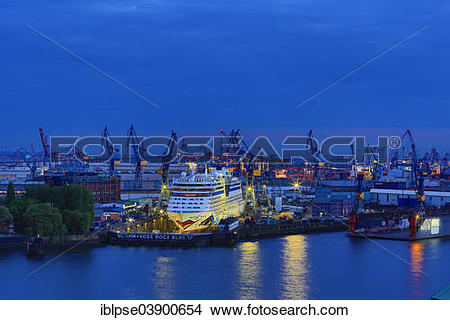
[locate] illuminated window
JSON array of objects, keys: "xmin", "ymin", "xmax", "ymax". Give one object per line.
[{"xmin": 431, "ymin": 218, "xmax": 440, "ymax": 235}]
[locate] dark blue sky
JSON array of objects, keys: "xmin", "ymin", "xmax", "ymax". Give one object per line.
[{"xmin": 1, "ymin": 1, "xmax": 449, "ymax": 154}]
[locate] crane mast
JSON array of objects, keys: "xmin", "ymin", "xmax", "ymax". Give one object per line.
[
  {"xmin": 158, "ymin": 130, "xmax": 178, "ymax": 208},
  {"xmin": 126, "ymin": 125, "xmax": 142, "ymax": 189},
  {"xmin": 101, "ymin": 126, "xmax": 116, "ymax": 176}
]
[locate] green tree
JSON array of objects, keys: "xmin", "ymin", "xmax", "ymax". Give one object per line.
[
  {"xmin": 62, "ymin": 209, "xmax": 92, "ymax": 234},
  {"xmin": 55, "ymin": 184, "xmax": 94, "ymax": 213},
  {"xmin": 25, "ymin": 184, "xmax": 52, "ymax": 204},
  {"xmin": 23, "ymin": 184, "xmax": 95, "ymax": 235},
  {"xmin": 0, "ymin": 206, "xmax": 13, "ymax": 228},
  {"xmin": 6, "ymin": 181, "xmax": 15, "ymax": 206},
  {"xmin": 8, "ymin": 197, "xmax": 37, "ymax": 234},
  {"xmin": 24, "ymin": 203, "xmax": 66, "ymax": 241}
]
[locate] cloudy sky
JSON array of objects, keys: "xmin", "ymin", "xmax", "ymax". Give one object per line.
[{"xmin": 1, "ymin": 1, "xmax": 449, "ymax": 154}]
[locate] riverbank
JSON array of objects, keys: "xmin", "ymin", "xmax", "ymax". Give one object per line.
[
  {"xmin": 0, "ymin": 233, "xmax": 105, "ymax": 250},
  {"xmin": 0, "ymin": 234, "xmax": 28, "ymax": 249},
  {"xmin": 0, "ymin": 219, "xmax": 347, "ymax": 250}
]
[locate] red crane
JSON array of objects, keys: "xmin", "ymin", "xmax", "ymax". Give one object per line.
[{"xmin": 39, "ymin": 128, "xmax": 50, "ymax": 166}]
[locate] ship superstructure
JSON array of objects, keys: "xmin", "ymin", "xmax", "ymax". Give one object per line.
[{"xmin": 167, "ymin": 168, "xmax": 244, "ymax": 230}]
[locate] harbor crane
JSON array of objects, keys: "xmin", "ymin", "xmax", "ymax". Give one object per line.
[
  {"xmin": 217, "ymin": 129, "xmax": 249, "ymax": 176},
  {"xmin": 429, "ymin": 147, "xmax": 441, "ymax": 164},
  {"xmin": 306, "ymin": 130, "xmax": 321, "ymax": 191},
  {"xmin": 348, "ymin": 174, "xmax": 365, "ymax": 234},
  {"xmin": 126, "ymin": 125, "xmax": 142, "ymax": 189},
  {"xmin": 390, "ymin": 129, "xmax": 419, "ymax": 186},
  {"xmin": 350, "ymin": 140, "xmax": 381, "ymax": 181},
  {"xmin": 349, "ymin": 128, "xmax": 426, "ymax": 238},
  {"xmin": 366, "ymin": 144, "xmax": 382, "ymax": 181},
  {"xmin": 421, "ymin": 148, "xmax": 442, "ymax": 176},
  {"xmin": 101, "ymin": 126, "xmax": 118, "ymax": 176},
  {"xmin": 409, "ymin": 175, "xmax": 425, "ymax": 238},
  {"xmin": 157, "ymin": 130, "xmax": 178, "ymax": 208},
  {"xmin": 217, "ymin": 129, "xmax": 257, "ymax": 215},
  {"xmin": 39, "ymin": 126, "xmax": 87, "ymax": 174},
  {"xmin": 38, "ymin": 128, "xmax": 50, "ymax": 168},
  {"xmin": 13, "ymin": 147, "xmax": 37, "ymax": 176},
  {"xmin": 218, "ymin": 129, "xmax": 273, "ymax": 215},
  {"xmin": 240, "ymin": 137, "xmax": 259, "ymax": 216}
]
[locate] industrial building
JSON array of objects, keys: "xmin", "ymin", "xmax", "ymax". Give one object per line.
[
  {"xmin": 73, "ymin": 175, "xmax": 121, "ymax": 204},
  {"xmin": 368, "ymin": 189, "xmax": 450, "ymax": 208},
  {"xmin": 313, "ymin": 186, "xmax": 356, "ymax": 216},
  {"xmin": 0, "ymin": 179, "xmax": 44, "ymax": 197}
]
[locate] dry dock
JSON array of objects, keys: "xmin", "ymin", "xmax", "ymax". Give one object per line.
[
  {"xmin": 238, "ymin": 219, "xmax": 347, "ymax": 240},
  {"xmin": 349, "ymin": 215, "xmax": 450, "ymax": 241},
  {"xmin": 106, "ymin": 219, "xmax": 347, "ymax": 247}
]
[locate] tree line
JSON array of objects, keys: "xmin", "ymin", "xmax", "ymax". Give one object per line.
[{"xmin": 1, "ymin": 182, "xmax": 94, "ymax": 240}]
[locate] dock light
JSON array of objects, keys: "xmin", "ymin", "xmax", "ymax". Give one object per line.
[
  {"xmin": 187, "ymin": 162, "xmax": 197, "ymax": 170},
  {"xmin": 416, "ymin": 214, "xmax": 420, "ymax": 220}
]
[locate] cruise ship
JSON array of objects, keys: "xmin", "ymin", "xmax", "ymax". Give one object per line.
[{"xmin": 167, "ymin": 168, "xmax": 244, "ymax": 231}]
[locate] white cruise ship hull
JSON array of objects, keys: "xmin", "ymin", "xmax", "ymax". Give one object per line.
[{"xmin": 166, "ymin": 169, "xmax": 244, "ymax": 231}]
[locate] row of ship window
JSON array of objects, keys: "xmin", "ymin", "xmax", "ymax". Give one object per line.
[
  {"xmin": 174, "ymin": 182, "xmax": 222, "ymax": 186},
  {"xmin": 170, "ymin": 196, "xmax": 241, "ymax": 203}
]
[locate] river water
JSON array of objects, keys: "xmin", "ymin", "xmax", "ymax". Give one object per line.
[{"xmin": 1, "ymin": 232, "xmax": 449, "ymax": 299}]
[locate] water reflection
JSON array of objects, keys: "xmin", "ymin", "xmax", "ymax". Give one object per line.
[
  {"xmin": 409, "ymin": 241, "xmax": 424, "ymax": 299},
  {"xmin": 280, "ymin": 235, "xmax": 309, "ymax": 299},
  {"xmin": 238, "ymin": 241, "xmax": 261, "ymax": 299},
  {"xmin": 153, "ymin": 256, "xmax": 175, "ymax": 299}
]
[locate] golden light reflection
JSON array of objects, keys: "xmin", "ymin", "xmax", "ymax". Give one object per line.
[
  {"xmin": 238, "ymin": 241, "xmax": 261, "ymax": 299},
  {"xmin": 281, "ymin": 235, "xmax": 309, "ymax": 299},
  {"xmin": 409, "ymin": 241, "xmax": 424, "ymax": 299},
  {"xmin": 153, "ymin": 256, "xmax": 175, "ymax": 299},
  {"xmin": 410, "ymin": 242, "xmax": 424, "ymax": 275}
]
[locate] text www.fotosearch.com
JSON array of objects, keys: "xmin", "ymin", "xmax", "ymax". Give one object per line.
[{"xmin": 100, "ymin": 303, "xmax": 349, "ymax": 318}]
